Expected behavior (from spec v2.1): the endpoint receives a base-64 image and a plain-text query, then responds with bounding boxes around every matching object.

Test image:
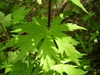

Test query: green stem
[0,22,10,40]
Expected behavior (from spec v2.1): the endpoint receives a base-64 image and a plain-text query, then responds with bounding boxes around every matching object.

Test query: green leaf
[0,39,17,51]
[51,17,86,32]
[52,32,82,65]
[44,70,55,75]
[0,52,5,62]
[1,15,86,74]
[11,28,22,33]
[66,23,87,31]
[52,64,87,75]
[3,14,12,27]
[0,42,4,48]
[9,60,26,75]
[26,56,35,75]
[72,5,81,13]
[17,17,48,34]
[50,16,86,65]
[0,28,2,32]
[51,16,62,28]
[0,11,5,21]
[70,0,88,13]
[37,0,42,4]
[5,67,12,73]
[8,51,17,62]
[39,35,60,71]
[14,34,44,63]
[1,17,48,63]
[0,39,16,51]
[12,6,31,24]
[14,18,48,63]
[31,65,40,75]
[5,64,13,73]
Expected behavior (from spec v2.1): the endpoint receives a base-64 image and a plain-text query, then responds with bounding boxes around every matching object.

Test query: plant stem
[47,0,52,29]
[0,22,10,40]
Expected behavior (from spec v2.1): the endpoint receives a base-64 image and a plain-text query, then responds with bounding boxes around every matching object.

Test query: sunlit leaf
[52,32,82,65]
[70,0,88,13]
[5,67,11,73]
[51,16,86,65]
[51,17,86,32]
[14,33,44,63]
[52,64,87,75]
[66,23,87,31]
[37,0,42,4]
[39,35,60,71]
[1,14,87,74]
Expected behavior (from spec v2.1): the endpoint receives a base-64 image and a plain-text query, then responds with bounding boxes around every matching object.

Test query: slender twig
[47,0,52,29]
[0,22,10,40]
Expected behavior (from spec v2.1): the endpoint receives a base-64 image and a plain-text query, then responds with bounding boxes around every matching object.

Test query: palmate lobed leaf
[36,16,86,72]
[50,16,86,66]
[52,64,87,75]
[14,32,45,63]
[13,17,60,71]
[51,32,82,66]
[51,16,86,32]
[38,35,60,71]
[0,17,48,63]
[13,17,48,63]
[1,15,87,74]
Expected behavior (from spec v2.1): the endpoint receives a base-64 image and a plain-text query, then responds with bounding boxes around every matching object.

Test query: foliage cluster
[0,0,100,75]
